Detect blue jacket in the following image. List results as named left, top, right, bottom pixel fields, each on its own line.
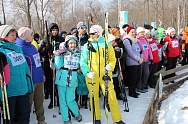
left=0, top=40, right=33, bottom=99
left=54, top=50, right=81, bottom=88
left=16, top=38, right=44, bottom=84
left=123, top=37, right=142, bottom=66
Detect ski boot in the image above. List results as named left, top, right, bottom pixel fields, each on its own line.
left=95, top=120, right=101, bottom=124
left=115, top=120, right=126, bottom=124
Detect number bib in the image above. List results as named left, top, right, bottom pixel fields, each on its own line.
left=64, top=53, right=79, bottom=69
left=7, top=51, right=26, bottom=66
left=150, top=43, right=158, bottom=51
left=33, top=53, right=41, bottom=68
left=135, top=44, right=141, bottom=51
left=171, top=40, right=179, bottom=48
left=142, top=44, right=149, bottom=50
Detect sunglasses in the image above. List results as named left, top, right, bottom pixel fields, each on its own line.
left=80, top=26, right=87, bottom=29
left=89, top=33, right=96, bottom=35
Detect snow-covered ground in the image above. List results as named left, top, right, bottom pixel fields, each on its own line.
left=158, top=81, right=188, bottom=124
left=30, top=88, right=154, bottom=124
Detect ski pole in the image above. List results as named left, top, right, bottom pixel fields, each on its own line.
left=52, top=40, right=56, bottom=118
left=0, top=60, right=11, bottom=123
left=117, top=58, right=129, bottom=112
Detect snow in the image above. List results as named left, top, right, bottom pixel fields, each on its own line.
left=158, top=81, right=188, bottom=124
left=30, top=88, right=154, bottom=124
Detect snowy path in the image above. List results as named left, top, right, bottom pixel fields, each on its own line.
left=30, top=88, right=154, bottom=124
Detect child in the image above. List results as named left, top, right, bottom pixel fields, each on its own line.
left=136, top=27, right=153, bottom=92
left=54, top=35, right=82, bottom=124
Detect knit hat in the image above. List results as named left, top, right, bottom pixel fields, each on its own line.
left=179, top=28, right=184, bottom=34
left=145, top=29, right=151, bottom=35
left=167, top=27, right=175, bottom=35
left=0, top=25, right=14, bottom=38
left=185, top=26, right=188, bottom=33
left=108, top=34, right=116, bottom=42
left=64, top=35, right=78, bottom=48
left=77, top=22, right=86, bottom=29
left=144, top=24, right=153, bottom=30
left=90, top=25, right=103, bottom=37
left=136, top=27, right=145, bottom=34
left=126, top=26, right=135, bottom=34
left=110, top=28, right=120, bottom=36
left=151, top=30, right=159, bottom=37
left=18, top=27, right=33, bottom=40
left=70, top=28, right=77, bottom=34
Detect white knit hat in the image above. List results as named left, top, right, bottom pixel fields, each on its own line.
left=108, top=34, right=116, bottom=42
left=90, top=25, right=104, bottom=37
left=145, top=29, right=151, bottom=35
left=0, top=25, right=14, bottom=38
left=136, top=27, right=145, bottom=34
left=167, top=27, right=175, bottom=35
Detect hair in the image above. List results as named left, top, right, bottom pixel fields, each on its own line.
left=6, top=29, right=16, bottom=37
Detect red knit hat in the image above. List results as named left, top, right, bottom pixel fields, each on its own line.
left=127, top=26, right=135, bottom=34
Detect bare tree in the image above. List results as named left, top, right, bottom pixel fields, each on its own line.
left=1, top=0, right=6, bottom=24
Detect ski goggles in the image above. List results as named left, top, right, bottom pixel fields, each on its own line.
left=80, top=26, right=87, bottom=30
left=89, top=32, right=98, bottom=35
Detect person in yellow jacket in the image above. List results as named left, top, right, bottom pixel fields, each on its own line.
left=80, top=25, right=125, bottom=124
left=32, top=33, right=40, bottom=50
left=182, top=26, right=188, bottom=65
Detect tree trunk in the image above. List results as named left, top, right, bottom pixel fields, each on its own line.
left=27, top=0, right=32, bottom=28
left=1, top=0, right=6, bottom=24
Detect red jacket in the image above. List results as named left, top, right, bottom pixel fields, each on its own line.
left=164, top=35, right=182, bottom=58
left=148, top=39, right=162, bottom=63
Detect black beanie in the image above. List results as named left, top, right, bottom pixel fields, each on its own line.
left=34, top=33, right=39, bottom=39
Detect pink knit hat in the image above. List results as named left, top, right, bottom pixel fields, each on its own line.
left=18, top=27, right=33, bottom=40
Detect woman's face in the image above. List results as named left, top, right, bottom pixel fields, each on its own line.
left=110, top=40, right=117, bottom=46
left=170, top=31, right=176, bottom=37
left=90, top=33, right=99, bottom=41
left=128, top=29, right=136, bottom=38
left=145, top=33, right=151, bottom=39
left=68, top=41, right=76, bottom=50
left=5, top=31, right=17, bottom=42
left=138, top=31, right=145, bottom=37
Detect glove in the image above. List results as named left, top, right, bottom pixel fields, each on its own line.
left=105, top=64, right=112, bottom=71
left=87, top=72, right=95, bottom=79
left=160, top=38, right=165, bottom=45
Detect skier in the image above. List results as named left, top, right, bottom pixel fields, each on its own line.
left=80, top=25, right=125, bottom=124
left=39, top=22, right=64, bottom=109
left=76, top=22, right=89, bottom=109
left=53, top=35, right=82, bottom=124
left=16, top=27, right=46, bottom=124
left=0, top=25, right=33, bottom=124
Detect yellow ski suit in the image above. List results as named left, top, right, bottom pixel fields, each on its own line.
left=80, top=37, right=122, bottom=122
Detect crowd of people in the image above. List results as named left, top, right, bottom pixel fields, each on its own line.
left=0, top=21, right=188, bottom=124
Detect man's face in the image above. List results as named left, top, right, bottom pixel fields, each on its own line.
left=51, top=29, right=58, bottom=36
left=62, top=33, right=67, bottom=39
left=78, top=26, right=87, bottom=35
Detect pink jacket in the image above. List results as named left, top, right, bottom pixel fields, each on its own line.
left=137, top=36, right=153, bottom=61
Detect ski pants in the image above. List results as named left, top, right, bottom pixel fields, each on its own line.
left=58, top=86, right=79, bottom=122
left=86, top=73, right=122, bottom=122
left=137, top=62, right=149, bottom=89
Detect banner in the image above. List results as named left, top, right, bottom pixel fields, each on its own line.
left=119, top=11, right=128, bottom=34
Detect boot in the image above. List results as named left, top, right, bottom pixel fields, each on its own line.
left=95, top=120, right=101, bottom=124
left=115, top=120, right=125, bottom=124
left=48, top=101, right=55, bottom=109
left=64, top=120, right=72, bottom=124
left=75, top=114, right=82, bottom=122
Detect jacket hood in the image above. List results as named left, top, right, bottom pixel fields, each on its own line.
left=49, top=23, right=59, bottom=32
left=16, top=38, right=31, bottom=47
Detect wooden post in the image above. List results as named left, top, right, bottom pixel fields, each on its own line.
left=158, top=73, right=163, bottom=98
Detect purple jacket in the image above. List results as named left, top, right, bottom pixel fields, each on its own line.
left=123, top=37, right=142, bottom=66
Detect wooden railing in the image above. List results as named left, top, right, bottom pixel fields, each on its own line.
left=142, top=64, right=188, bottom=124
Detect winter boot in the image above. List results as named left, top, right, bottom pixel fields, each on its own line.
left=95, top=120, right=101, bottom=124
left=75, top=114, right=82, bottom=122
left=64, top=120, right=72, bottom=124
left=115, top=120, right=126, bottom=124
left=48, top=101, right=55, bottom=109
